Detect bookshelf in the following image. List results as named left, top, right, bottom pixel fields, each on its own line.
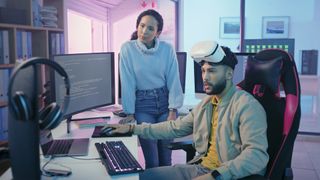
left=0, top=0, right=65, bottom=140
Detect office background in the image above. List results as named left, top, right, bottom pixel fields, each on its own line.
left=63, top=0, right=320, bottom=134
left=0, top=0, right=319, bottom=136
left=0, top=0, right=320, bottom=179
left=0, top=0, right=319, bottom=135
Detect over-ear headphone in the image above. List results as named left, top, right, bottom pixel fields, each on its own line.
left=8, top=57, right=70, bottom=130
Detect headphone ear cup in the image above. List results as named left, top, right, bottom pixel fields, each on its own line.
left=12, top=91, right=32, bottom=121
left=39, top=103, right=62, bottom=130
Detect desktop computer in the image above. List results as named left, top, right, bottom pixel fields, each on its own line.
left=52, top=52, right=115, bottom=118
left=51, top=52, right=116, bottom=132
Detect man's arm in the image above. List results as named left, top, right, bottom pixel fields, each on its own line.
left=103, top=111, right=195, bottom=139
left=133, top=112, right=194, bottom=139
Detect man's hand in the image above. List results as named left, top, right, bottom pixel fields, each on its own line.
left=101, top=124, right=131, bottom=134
left=167, top=110, right=177, bottom=120
left=119, top=114, right=136, bottom=124
left=193, top=173, right=215, bottom=180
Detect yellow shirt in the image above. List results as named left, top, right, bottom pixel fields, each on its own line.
left=201, top=96, right=220, bottom=170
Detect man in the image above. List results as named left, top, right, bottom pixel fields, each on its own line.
left=103, top=41, right=269, bottom=180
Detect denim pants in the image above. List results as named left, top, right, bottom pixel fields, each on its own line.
left=135, top=86, right=173, bottom=169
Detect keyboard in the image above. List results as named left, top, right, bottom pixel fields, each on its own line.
left=95, top=141, right=143, bottom=175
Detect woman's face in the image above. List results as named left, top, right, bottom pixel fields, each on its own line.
left=137, top=15, right=160, bottom=47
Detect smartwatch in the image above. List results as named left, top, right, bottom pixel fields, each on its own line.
left=211, top=170, right=222, bottom=180
left=169, top=108, right=177, bottom=112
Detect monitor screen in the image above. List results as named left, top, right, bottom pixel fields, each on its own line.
left=118, top=52, right=187, bottom=103
left=52, top=52, right=115, bottom=118
left=176, top=52, right=187, bottom=93
left=194, top=53, right=255, bottom=94
left=243, top=39, right=294, bottom=56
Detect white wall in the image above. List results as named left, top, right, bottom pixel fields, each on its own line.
left=180, top=0, right=240, bottom=96
left=181, top=0, right=320, bottom=96
left=64, top=0, right=109, bottom=52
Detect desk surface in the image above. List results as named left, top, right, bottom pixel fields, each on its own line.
left=1, top=115, right=139, bottom=180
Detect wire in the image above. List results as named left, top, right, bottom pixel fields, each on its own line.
left=69, top=156, right=101, bottom=160
left=41, top=156, right=72, bottom=177
left=41, top=156, right=54, bottom=177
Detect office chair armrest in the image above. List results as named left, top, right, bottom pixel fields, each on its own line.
left=168, top=140, right=196, bottom=162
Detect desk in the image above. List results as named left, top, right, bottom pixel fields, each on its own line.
left=299, top=75, right=320, bottom=117
left=1, top=115, right=139, bottom=180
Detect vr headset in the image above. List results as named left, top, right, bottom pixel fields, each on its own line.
left=190, top=41, right=226, bottom=64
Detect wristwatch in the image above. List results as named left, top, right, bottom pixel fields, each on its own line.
left=211, top=170, right=222, bottom=180
left=169, top=108, right=177, bottom=112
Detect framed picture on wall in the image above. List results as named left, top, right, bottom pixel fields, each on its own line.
left=219, top=17, right=240, bottom=39
left=262, top=16, right=290, bottom=38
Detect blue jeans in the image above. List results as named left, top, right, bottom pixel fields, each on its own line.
left=135, top=86, right=173, bottom=169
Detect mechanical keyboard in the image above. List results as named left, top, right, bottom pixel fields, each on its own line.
left=95, top=141, right=143, bottom=175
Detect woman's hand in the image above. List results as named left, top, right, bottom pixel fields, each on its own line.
left=119, top=114, right=136, bottom=124
left=167, top=110, right=177, bottom=120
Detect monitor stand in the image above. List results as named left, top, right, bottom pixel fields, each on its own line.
left=67, top=116, right=72, bottom=134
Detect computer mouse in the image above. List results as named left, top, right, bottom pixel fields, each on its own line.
left=100, top=127, right=115, bottom=136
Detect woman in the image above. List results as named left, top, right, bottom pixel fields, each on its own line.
left=119, top=9, right=183, bottom=168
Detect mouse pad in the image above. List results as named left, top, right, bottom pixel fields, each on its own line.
left=91, top=126, right=132, bottom=138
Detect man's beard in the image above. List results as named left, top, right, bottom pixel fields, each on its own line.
left=205, top=79, right=226, bottom=95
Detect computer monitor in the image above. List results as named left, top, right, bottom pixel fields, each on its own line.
left=176, top=52, right=187, bottom=93
left=194, top=52, right=255, bottom=99
left=243, top=39, right=294, bottom=56
left=118, top=52, right=187, bottom=104
left=52, top=52, right=115, bottom=118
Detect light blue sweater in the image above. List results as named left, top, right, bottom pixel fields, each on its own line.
left=120, top=38, right=184, bottom=114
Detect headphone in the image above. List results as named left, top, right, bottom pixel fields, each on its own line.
left=8, top=57, right=70, bottom=130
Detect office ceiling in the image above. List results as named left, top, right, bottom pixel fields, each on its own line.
left=93, top=0, right=125, bottom=9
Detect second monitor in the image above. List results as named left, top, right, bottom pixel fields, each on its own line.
left=52, top=52, right=115, bottom=119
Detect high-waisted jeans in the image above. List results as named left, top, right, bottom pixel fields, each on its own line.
left=135, top=86, right=172, bottom=169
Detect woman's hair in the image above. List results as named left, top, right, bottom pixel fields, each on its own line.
left=130, top=9, right=164, bottom=40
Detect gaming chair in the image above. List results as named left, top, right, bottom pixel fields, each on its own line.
left=238, top=49, right=301, bottom=180
left=169, top=49, right=301, bottom=180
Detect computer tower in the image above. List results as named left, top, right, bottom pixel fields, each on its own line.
left=301, top=50, right=318, bottom=75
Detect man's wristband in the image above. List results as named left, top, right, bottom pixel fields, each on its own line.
left=211, top=170, right=222, bottom=180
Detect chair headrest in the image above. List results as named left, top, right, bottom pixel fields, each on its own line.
left=245, top=55, right=283, bottom=93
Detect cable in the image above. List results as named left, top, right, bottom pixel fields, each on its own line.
left=41, top=156, right=72, bottom=177
left=69, top=156, right=101, bottom=160
left=41, top=156, right=54, bottom=177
